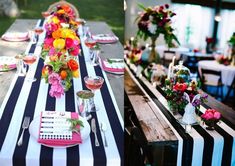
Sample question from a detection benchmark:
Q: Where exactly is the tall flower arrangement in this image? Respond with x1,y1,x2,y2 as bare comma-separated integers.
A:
41,4,80,98
136,4,180,63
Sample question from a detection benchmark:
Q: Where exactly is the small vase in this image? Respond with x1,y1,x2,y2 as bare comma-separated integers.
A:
231,46,235,66
148,36,161,64
205,121,216,130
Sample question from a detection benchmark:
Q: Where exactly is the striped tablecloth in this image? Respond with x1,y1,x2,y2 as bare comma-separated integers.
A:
0,19,123,166
126,63,235,166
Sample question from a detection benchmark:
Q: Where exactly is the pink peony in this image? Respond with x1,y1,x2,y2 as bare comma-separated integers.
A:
49,84,64,98
213,112,221,120
48,72,61,85
69,46,80,56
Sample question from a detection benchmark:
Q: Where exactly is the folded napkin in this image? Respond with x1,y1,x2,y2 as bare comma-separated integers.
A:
92,34,118,44
37,111,82,146
1,32,29,42
100,58,124,74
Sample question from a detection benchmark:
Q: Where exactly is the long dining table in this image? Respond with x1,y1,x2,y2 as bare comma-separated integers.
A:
0,19,123,166
125,60,235,166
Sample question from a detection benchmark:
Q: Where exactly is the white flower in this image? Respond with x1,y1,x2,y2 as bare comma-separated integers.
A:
148,22,157,34
149,15,154,21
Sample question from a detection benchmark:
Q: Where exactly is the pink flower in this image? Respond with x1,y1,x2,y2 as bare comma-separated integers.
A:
44,38,54,48
69,46,80,56
49,47,57,56
201,109,221,120
48,72,61,85
214,111,221,120
49,84,64,98
65,38,75,49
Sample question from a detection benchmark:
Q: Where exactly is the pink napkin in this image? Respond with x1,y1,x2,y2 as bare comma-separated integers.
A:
37,112,82,146
100,58,124,74
1,32,29,42
92,34,118,44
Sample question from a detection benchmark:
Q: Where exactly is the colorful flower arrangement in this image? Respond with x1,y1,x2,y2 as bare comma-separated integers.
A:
41,4,80,98
201,109,221,130
136,4,179,47
215,55,231,66
164,80,208,113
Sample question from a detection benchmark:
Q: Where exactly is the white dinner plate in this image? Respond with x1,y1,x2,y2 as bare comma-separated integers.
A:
29,116,91,148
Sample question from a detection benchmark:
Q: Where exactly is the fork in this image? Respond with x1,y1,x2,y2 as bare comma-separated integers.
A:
17,117,30,146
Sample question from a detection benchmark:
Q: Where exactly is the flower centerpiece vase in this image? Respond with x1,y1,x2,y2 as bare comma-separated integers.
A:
148,36,161,64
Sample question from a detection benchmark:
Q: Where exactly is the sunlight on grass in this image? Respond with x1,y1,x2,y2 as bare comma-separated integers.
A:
0,0,124,43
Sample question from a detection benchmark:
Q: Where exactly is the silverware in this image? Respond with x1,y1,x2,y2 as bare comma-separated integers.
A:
17,117,30,146
100,122,108,147
91,118,100,146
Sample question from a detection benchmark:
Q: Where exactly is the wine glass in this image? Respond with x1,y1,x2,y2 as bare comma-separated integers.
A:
23,54,38,82
84,37,97,63
34,27,44,45
84,76,104,111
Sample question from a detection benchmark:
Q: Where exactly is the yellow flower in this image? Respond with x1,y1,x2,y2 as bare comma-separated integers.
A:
72,70,80,78
57,9,65,15
52,16,60,24
53,39,65,50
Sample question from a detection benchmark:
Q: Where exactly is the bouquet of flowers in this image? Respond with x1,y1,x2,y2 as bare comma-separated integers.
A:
41,4,80,98
201,109,221,130
215,55,231,66
136,4,179,48
164,80,208,114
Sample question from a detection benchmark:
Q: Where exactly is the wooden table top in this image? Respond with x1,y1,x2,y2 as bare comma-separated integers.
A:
125,67,177,144
0,19,123,117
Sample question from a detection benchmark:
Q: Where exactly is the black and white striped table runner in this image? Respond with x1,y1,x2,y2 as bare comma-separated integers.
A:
126,64,235,166
0,19,123,166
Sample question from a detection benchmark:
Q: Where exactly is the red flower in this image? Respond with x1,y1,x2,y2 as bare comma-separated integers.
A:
67,59,78,71
206,37,214,43
173,82,188,92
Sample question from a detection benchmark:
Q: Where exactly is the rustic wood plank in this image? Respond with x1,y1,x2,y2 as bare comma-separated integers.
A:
125,69,177,143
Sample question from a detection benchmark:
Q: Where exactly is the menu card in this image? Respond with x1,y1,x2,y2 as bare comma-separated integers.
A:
38,111,82,146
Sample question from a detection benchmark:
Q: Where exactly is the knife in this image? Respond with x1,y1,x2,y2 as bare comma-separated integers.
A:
91,118,100,146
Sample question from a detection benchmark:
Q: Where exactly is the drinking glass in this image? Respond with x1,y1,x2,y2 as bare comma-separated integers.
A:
84,37,97,63
84,76,104,111
34,27,44,45
23,54,38,82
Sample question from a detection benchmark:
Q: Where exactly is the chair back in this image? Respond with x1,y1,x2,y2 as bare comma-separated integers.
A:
199,68,222,87
162,50,176,67
47,0,79,18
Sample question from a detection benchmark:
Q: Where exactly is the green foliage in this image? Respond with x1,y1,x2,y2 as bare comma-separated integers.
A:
67,118,84,133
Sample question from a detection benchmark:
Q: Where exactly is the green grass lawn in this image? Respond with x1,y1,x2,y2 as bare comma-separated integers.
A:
0,0,124,43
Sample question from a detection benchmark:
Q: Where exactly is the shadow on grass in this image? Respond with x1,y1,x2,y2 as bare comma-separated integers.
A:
0,0,124,43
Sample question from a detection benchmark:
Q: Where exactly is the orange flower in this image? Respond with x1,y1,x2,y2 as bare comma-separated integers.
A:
67,59,78,71
52,29,62,39
60,70,67,80
61,4,71,13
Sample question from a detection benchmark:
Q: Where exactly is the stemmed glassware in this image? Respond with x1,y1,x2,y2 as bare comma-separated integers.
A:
84,37,98,64
22,54,38,82
34,27,44,45
84,76,104,111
